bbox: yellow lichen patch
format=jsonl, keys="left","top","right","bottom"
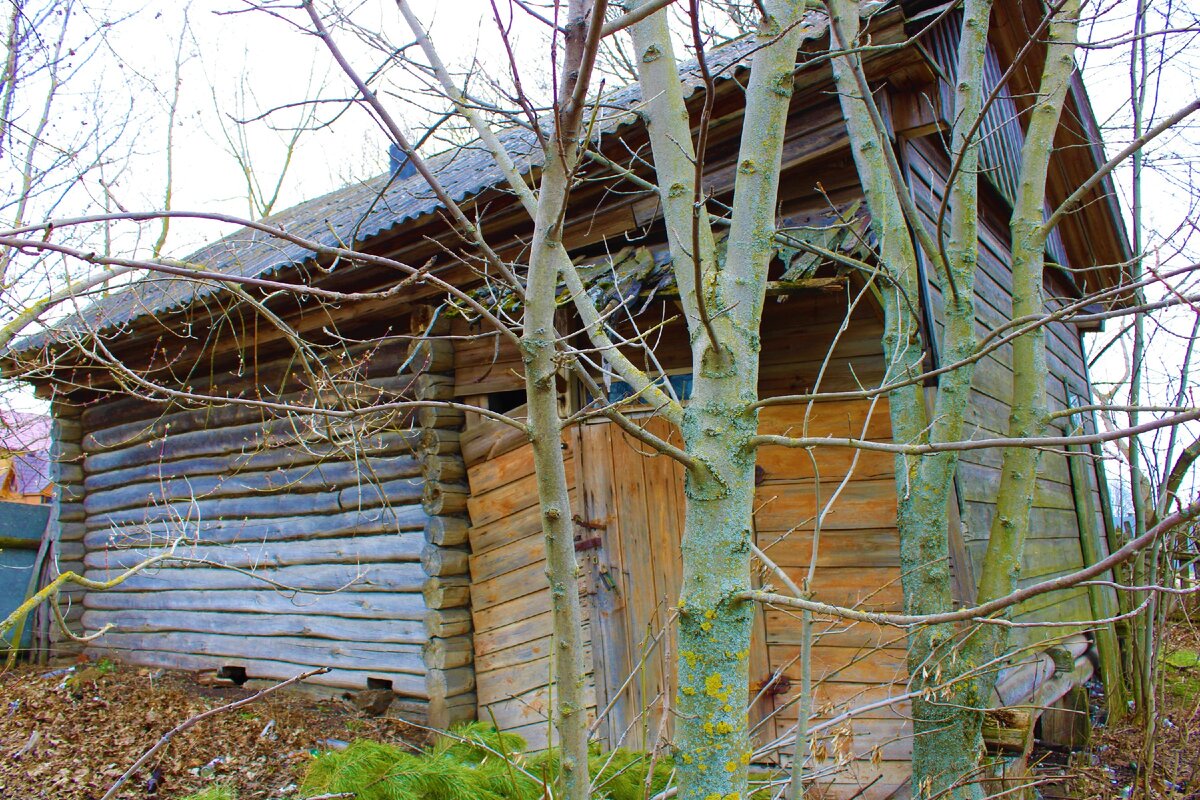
{"left": 682, "top": 686, "right": 697, "bottom": 696}
{"left": 741, "top": 751, "right": 752, "bottom": 765}
{"left": 704, "top": 722, "right": 715, "bottom": 735}
{"left": 705, "top": 608, "right": 717, "bottom": 619}
{"left": 682, "top": 650, "right": 699, "bottom": 669}
{"left": 704, "top": 673, "right": 728, "bottom": 699}
{"left": 716, "top": 721, "right": 733, "bottom": 734}
{"left": 725, "top": 761, "right": 738, "bottom": 773}
{"left": 724, "top": 793, "right": 741, "bottom": 800}
{"left": 700, "top": 622, "right": 713, "bottom": 632}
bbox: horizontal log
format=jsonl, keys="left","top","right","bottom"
{"left": 424, "top": 516, "right": 469, "bottom": 547}
{"left": 428, "top": 692, "right": 477, "bottom": 728}
{"left": 422, "top": 482, "right": 469, "bottom": 516}
{"left": 413, "top": 373, "right": 454, "bottom": 401}
{"left": 86, "top": 492, "right": 345, "bottom": 531}
{"left": 424, "top": 608, "right": 472, "bottom": 638}
{"left": 82, "top": 588, "right": 429, "bottom": 619}
{"left": 85, "top": 416, "right": 421, "bottom": 475}
{"left": 421, "top": 545, "right": 470, "bottom": 577}
{"left": 56, "top": 464, "right": 84, "bottom": 484}
{"left": 79, "top": 343, "right": 414, "bottom": 432}
{"left": 53, "top": 417, "right": 83, "bottom": 438}
{"left": 84, "top": 431, "right": 423, "bottom": 493}
{"left": 337, "top": 477, "right": 424, "bottom": 509}
{"left": 80, "top": 608, "right": 429, "bottom": 644}
{"left": 84, "top": 455, "right": 422, "bottom": 516}
{"left": 423, "top": 576, "right": 470, "bottom": 609}
{"left": 51, "top": 441, "right": 83, "bottom": 461}
{"left": 87, "top": 478, "right": 427, "bottom": 531}
{"left": 406, "top": 339, "right": 454, "bottom": 373}
{"left": 993, "top": 636, "right": 1089, "bottom": 706}
{"left": 84, "top": 534, "right": 425, "bottom": 572}
{"left": 58, "top": 522, "right": 88, "bottom": 542}
{"left": 419, "top": 428, "right": 461, "bottom": 456}
{"left": 420, "top": 455, "right": 465, "bottom": 483}
{"left": 53, "top": 401, "right": 84, "bottom": 419}
{"left": 82, "top": 370, "right": 419, "bottom": 454}
{"left": 59, "top": 502, "right": 84, "bottom": 522}
{"left": 422, "top": 635, "right": 474, "bottom": 670}
{"left": 85, "top": 646, "right": 429, "bottom": 696}
{"left": 87, "top": 630, "right": 426, "bottom": 673}
{"left": 426, "top": 666, "right": 475, "bottom": 700}
{"left": 418, "top": 405, "right": 464, "bottom": 430}
{"left": 57, "top": 541, "right": 85, "bottom": 561}
{"left": 84, "top": 505, "right": 428, "bottom": 550}
{"left": 82, "top": 562, "right": 428, "bottom": 593}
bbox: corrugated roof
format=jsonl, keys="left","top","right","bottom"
{"left": 13, "top": 20, "right": 835, "bottom": 355}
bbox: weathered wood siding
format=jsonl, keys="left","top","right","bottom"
{"left": 459, "top": 290, "right": 910, "bottom": 797}
{"left": 42, "top": 399, "right": 86, "bottom": 657}
{"left": 902, "top": 136, "right": 1116, "bottom": 648}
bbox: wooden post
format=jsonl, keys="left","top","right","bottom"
{"left": 41, "top": 396, "right": 86, "bottom": 661}
{"left": 1063, "top": 380, "right": 1127, "bottom": 720}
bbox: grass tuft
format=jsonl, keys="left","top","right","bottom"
{"left": 179, "top": 785, "right": 238, "bottom": 800}
{"left": 299, "top": 723, "right": 675, "bottom": 800}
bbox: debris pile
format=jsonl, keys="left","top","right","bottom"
{"left": 0, "top": 660, "right": 422, "bottom": 799}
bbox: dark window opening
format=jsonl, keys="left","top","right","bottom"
{"left": 367, "top": 677, "right": 394, "bottom": 691}
{"left": 487, "top": 389, "right": 527, "bottom": 415}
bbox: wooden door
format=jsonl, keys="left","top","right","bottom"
{"left": 577, "top": 416, "right": 683, "bottom": 749}
{"left": 576, "top": 417, "right": 775, "bottom": 750}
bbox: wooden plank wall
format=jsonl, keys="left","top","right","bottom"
{"left": 457, "top": 284, "right": 910, "bottom": 797}
{"left": 461, "top": 419, "right": 598, "bottom": 749}
{"left": 755, "top": 399, "right": 910, "bottom": 798}
{"left": 73, "top": 339, "right": 471, "bottom": 720}
{"left": 903, "top": 137, "right": 1104, "bottom": 647}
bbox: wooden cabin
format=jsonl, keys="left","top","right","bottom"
{"left": 7, "top": 2, "right": 1130, "bottom": 796}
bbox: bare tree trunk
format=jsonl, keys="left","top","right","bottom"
{"left": 521, "top": 5, "right": 601, "bottom": 798}
{"left": 826, "top": 0, "right": 1002, "bottom": 793}
{"left": 625, "top": 2, "right": 807, "bottom": 797}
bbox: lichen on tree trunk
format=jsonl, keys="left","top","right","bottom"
{"left": 624, "top": 2, "right": 807, "bottom": 797}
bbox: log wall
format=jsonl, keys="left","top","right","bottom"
{"left": 72, "top": 334, "right": 475, "bottom": 721}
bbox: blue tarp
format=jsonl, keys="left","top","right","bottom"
{"left": 0, "top": 501, "right": 52, "bottom": 650}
